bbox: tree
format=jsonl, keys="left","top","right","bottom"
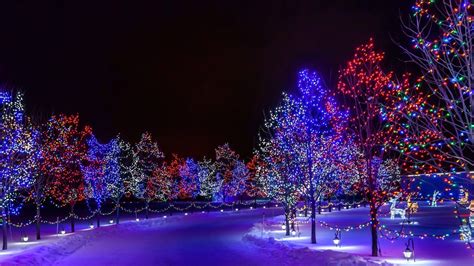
{"left": 0, "top": 91, "right": 37, "bottom": 250}
{"left": 257, "top": 133, "right": 300, "bottom": 236}
{"left": 197, "top": 158, "right": 219, "bottom": 200}
{"left": 244, "top": 155, "right": 266, "bottom": 202}
{"left": 337, "top": 40, "right": 413, "bottom": 256}
{"left": 135, "top": 132, "right": 164, "bottom": 219}
{"left": 29, "top": 118, "right": 46, "bottom": 240}
{"left": 150, "top": 161, "right": 173, "bottom": 202}
{"left": 82, "top": 134, "right": 121, "bottom": 227}
{"left": 215, "top": 143, "right": 239, "bottom": 202}
{"left": 261, "top": 69, "right": 346, "bottom": 243}
{"left": 104, "top": 137, "right": 123, "bottom": 224}
{"left": 179, "top": 158, "right": 200, "bottom": 200}
{"left": 42, "top": 114, "right": 91, "bottom": 233}
{"left": 401, "top": 0, "right": 473, "bottom": 171}
{"left": 118, "top": 138, "right": 139, "bottom": 199}
{"left": 82, "top": 134, "right": 107, "bottom": 227}
{"left": 232, "top": 160, "right": 249, "bottom": 202}
{"left": 164, "top": 154, "right": 184, "bottom": 202}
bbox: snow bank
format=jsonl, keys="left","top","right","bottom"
{"left": 2, "top": 232, "right": 89, "bottom": 266}
{"left": 243, "top": 233, "right": 392, "bottom": 266}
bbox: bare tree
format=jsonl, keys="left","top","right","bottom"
{"left": 400, "top": 0, "right": 473, "bottom": 172}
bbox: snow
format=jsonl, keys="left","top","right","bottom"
{"left": 0, "top": 207, "right": 288, "bottom": 266}
{"left": 0, "top": 202, "right": 471, "bottom": 266}
{"left": 250, "top": 201, "right": 473, "bottom": 266}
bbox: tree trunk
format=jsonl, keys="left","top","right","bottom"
{"left": 285, "top": 208, "right": 290, "bottom": 236}
{"left": 116, "top": 203, "right": 120, "bottom": 224}
{"left": 304, "top": 200, "right": 308, "bottom": 217}
{"left": 369, "top": 200, "right": 379, "bottom": 256}
{"left": 70, "top": 204, "right": 75, "bottom": 232}
{"left": 96, "top": 212, "right": 100, "bottom": 228}
{"left": 145, "top": 201, "right": 149, "bottom": 220}
{"left": 290, "top": 209, "right": 295, "bottom": 231}
{"left": 2, "top": 211, "right": 7, "bottom": 250}
{"left": 311, "top": 198, "right": 316, "bottom": 244}
{"left": 36, "top": 204, "right": 41, "bottom": 240}
{"left": 328, "top": 198, "right": 332, "bottom": 212}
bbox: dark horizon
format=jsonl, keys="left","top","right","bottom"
{"left": 0, "top": 0, "right": 411, "bottom": 159}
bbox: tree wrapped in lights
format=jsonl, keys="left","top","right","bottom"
{"left": 28, "top": 118, "right": 45, "bottom": 240}
{"left": 135, "top": 132, "right": 164, "bottom": 219}
{"left": 104, "top": 137, "right": 123, "bottom": 224}
{"left": 257, "top": 133, "right": 299, "bottom": 236}
{"left": 179, "top": 158, "right": 200, "bottom": 200}
{"left": 82, "top": 134, "right": 121, "bottom": 227}
{"left": 118, "top": 138, "right": 139, "bottom": 199}
{"left": 42, "top": 114, "right": 91, "bottom": 232}
{"left": 82, "top": 134, "right": 106, "bottom": 227}
{"left": 401, "top": 0, "right": 473, "bottom": 171}
{"left": 164, "top": 154, "right": 185, "bottom": 201}
{"left": 231, "top": 160, "right": 249, "bottom": 202}
{"left": 197, "top": 158, "right": 220, "bottom": 200}
{"left": 0, "top": 91, "right": 37, "bottom": 250}
{"left": 215, "top": 143, "right": 239, "bottom": 202}
{"left": 337, "top": 40, "right": 422, "bottom": 256}
{"left": 261, "top": 69, "right": 348, "bottom": 243}
{"left": 150, "top": 161, "right": 173, "bottom": 203}
{"left": 244, "top": 155, "right": 267, "bottom": 202}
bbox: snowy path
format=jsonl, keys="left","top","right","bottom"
{"left": 54, "top": 209, "right": 284, "bottom": 266}
{"left": 2, "top": 207, "right": 315, "bottom": 266}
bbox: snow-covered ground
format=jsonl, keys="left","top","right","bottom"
{"left": 251, "top": 201, "right": 473, "bottom": 266}
{"left": 0, "top": 202, "right": 471, "bottom": 266}
{"left": 0, "top": 207, "right": 307, "bottom": 266}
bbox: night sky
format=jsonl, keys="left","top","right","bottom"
{"left": 0, "top": 0, "right": 412, "bottom": 159}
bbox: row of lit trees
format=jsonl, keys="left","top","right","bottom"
{"left": 255, "top": 41, "right": 449, "bottom": 256}
{"left": 0, "top": 97, "right": 266, "bottom": 250}
{"left": 255, "top": 0, "right": 472, "bottom": 257}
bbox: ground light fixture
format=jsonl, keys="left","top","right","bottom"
{"left": 60, "top": 229, "right": 66, "bottom": 235}
{"left": 403, "top": 238, "right": 415, "bottom": 262}
{"left": 281, "top": 223, "right": 286, "bottom": 230}
{"left": 109, "top": 219, "right": 114, "bottom": 224}
{"left": 291, "top": 229, "right": 297, "bottom": 236}
{"left": 21, "top": 235, "right": 29, "bottom": 242}
{"left": 89, "top": 223, "right": 94, "bottom": 229}
{"left": 135, "top": 218, "right": 140, "bottom": 222}
{"left": 333, "top": 230, "right": 341, "bottom": 247}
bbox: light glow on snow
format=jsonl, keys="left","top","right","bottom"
{"left": 312, "top": 245, "right": 364, "bottom": 252}
{"left": 276, "top": 236, "right": 310, "bottom": 241}
{"left": 384, "top": 259, "right": 441, "bottom": 265}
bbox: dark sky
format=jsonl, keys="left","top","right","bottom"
{"left": 0, "top": 0, "right": 411, "bottom": 159}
